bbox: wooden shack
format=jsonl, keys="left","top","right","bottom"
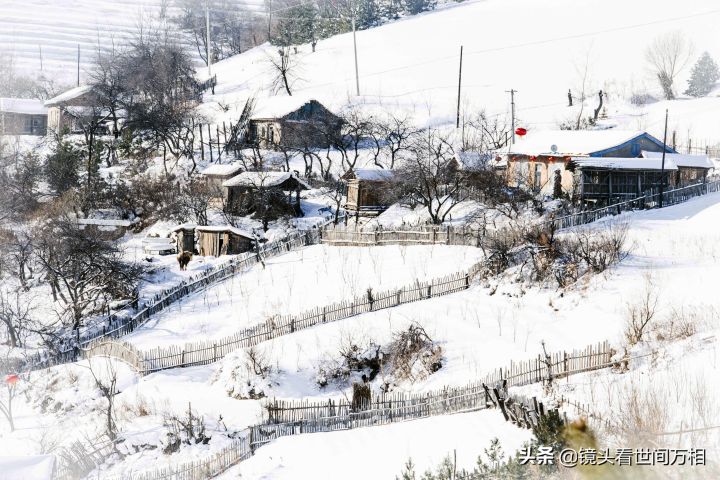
{"left": 171, "top": 224, "right": 198, "bottom": 253}
{"left": 222, "top": 171, "right": 310, "bottom": 216}
{"left": 0, "top": 98, "right": 48, "bottom": 135}
{"left": 246, "top": 97, "right": 341, "bottom": 149}
{"left": 507, "top": 130, "right": 675, "bottom": 196}
{"left": 342, "top": 168, "right": 396, "bottom": 216}
{"left": 640, "top": 151, "right": 714, "bottom": 187}
{"left": 196, "top": 226, "right": 255, "bottom": 257}
{"left": 200, "top": 163, "right": 244, "bottom": 192}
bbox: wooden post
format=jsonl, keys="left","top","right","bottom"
{"left": 207, "top": 124, "right": 214, "bottom": 162}
{"left": 199, "top": 124, "right": 205, "bottom": 163}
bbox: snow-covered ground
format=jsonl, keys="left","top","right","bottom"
{"left": 3, "top": 191, "right": 719, "bottom": 479}
{"left": 219, "top": 410, "right": 533, "bottom": 480}
{"left": 124, "top": 244, "right": 484, "bottom": 349}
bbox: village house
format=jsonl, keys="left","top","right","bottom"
{"left": 0, "top": 98, "right": 48, "bottom": 135}
{"left": 196, "top": 225, "right": 255, "bottom": 257}
{"left": 342, "top": 168, "right": 396, "bottom": 216}
{"left": 44, "top": 85, "right": 103, "bottom": 135}
{"left": 246, "top": 97, "right": 341, "bottom": 149}
{"left": 506, "top": 130, "right": 675, "bottom": 197}
{"left": 222, "top": 170, "right": 310, "bottom": 216}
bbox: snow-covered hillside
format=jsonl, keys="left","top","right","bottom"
{"left": 0, "top": 0, "right": 261, "bottom": 83}
{"left": 205, "top": 0, "right": 720, "bottom": 143}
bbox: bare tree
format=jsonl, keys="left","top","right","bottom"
{"left": 646, "top": 31, "right": 694, "bottom": 100}
{"left": 0, "top": 373, "right": 18, "bottom": 432}
{"left": 395, "top": 129, "right": 469, "bottom": 224}
{"left": 0, "top": 289, "right": 35, "bottom": 348}
{"left": 268, "top": 46, "right": 300, "bottom": 96}
{"left": 34, "top": 214, "right": 144, "bottom": 335}
{"left": 88, "top": 359, "right": 119, "bottom": 443}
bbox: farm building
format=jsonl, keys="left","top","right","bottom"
{"left": 200, "top": 163, "right": 244, "bottom": 192}
{"left": 196, "top": 225, "right": 255, "bottom": 257}
{"left": 507, "top": 130, "right": 675, "bottom": 197}
{"left": 342, "top": 168, "right": 396, "bottom": 216}
{"left": 0, "top": 98, "right": 48, "bottom": 135}
{"left": 171, "top": 224, "right": 198, "bottom": 254}
{"left": 640, "top": 151, "right": 713, "bottom": 187}
{"left": 222, "top": 171, "right": 310, "bottom": 216}
{"left": 246, "top": 97, "right": 341, "bottom": 149}
{"left": 44, "top": 85, "right": 105, "bottom": 135}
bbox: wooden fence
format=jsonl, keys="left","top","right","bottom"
{"left": 2, "top": 230, "right": 321, "bottom": 376}
{"left": 139, "top": 262, "right": 484, "bottom": 373}
{"left": 76, "top": 342, "right": 614, "bottom": 480}
{"left": 263, "top": 341, "right": 612, "bottom": 425}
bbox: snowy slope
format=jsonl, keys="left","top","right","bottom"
{"left": 0, "top": 0, "right": 262, "bottom": 83}
{"left": 205, "top": 0, "right": 720, "bottom": 144}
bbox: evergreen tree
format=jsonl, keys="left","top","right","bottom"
{"left": 685, "top": 51, "right": 720, "bottom": 97}
{"left": 45, "top": 140, "right": 81, "bottom": 195}
{"left": 405, "top": 0, "right": 437, "bottom": 16}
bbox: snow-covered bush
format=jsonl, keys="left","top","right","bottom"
{"left": 212, "top": 346, "right": 277, "bottom": 399}
{"left": 316, "top": 324, "right": 443, "bottom": 391}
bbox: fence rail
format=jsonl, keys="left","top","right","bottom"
{"left": 139, "top": 261, "right": 484, "bottom": 373}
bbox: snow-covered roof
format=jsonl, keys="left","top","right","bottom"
{"left": 571, "top": 157, "right": 678, "bottom": 171}
{"left": 251, "top": 96, "right": 325, "bottom": 120}
{"left": 200, "top": 163, "right": 244, "bottom": 176}
{"left": 171, "top": 223, "right": 198, "bottom": 232}
{"left": 223, "top": 171, "right": 311, "bottom": 190}
{"left": 76, "top": 218, "right": 135, "bottom": 227}
{"left": 509, "top": 130, "right": 649, "bottom": 156}
{"left": 641, "top": 151, "right": 713, "bottom": 169}
{"left": 196, "top": 225, "right": 256, "bottom": 239}
{"left": 0, "top": 98, "right": 47, "bottom": 115}
{"left": 454, "top": 151, "right": 495, "bottom": 170}
{"left": 44, "top": 85, "right": 94, "bottom": 107}
{"left": 347, "top": 168, "right": 396, "bottom": 181}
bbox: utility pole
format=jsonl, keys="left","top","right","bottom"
{"left": 506, "top": 89, "right": 517, "bottom": 144}
{"left": 206, "top": 2, "right": 212, "bottom": 77}
{"left": 351, "top": 7, "right": 360, "bottom": 96}
{"left": 659, "top": 109, "right": 669, "bottom": 208}
{"left": 77, "top": 44, "right": 80, "bottom": 87}
{"left": 456, "top": 45, "right": 463, "bottom": 129}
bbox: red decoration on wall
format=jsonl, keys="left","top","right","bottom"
{"left": 515, "top": 127, "right": 527, "bottom": 136}
{"left": 5, "top": 374, "right": 18, "bottom": 386}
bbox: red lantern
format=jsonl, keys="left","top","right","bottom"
{"left": 515, "top": 127, "right": 527, "bottom": 137}
{"left": 5, "top": 374, "right": 18, "bottom": 386}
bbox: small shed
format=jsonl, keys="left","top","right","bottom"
{"left": 171, "top": 224, "right": 198, "bottom": 253}
{"left": 200, "top": 163, "right": 244, "bottom": 192}
{"left": 222, "top": 171, "right": 310, "bottom": 216}
{"left": 247, "top": 97, "right": 341, "bottom": 149}
{"left": 569, "top": 157, "right": 677, "bottom": 203}
{"left": 342, "top": 168, "right": 396, "bottom": 216}
{"left": 196, "top": 225, "right": 255, "bottom": 257}
{"left": 641, "top": 151, "right": 713, "bottom": 187}
{"left": 0, "top": 98, "right": 48, "bottom": 135}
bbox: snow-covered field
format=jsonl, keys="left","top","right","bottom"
{"left": 124, "top": 244, "right": 484, "bottom": 349}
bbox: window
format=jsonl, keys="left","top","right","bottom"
{"left": 534, "top": 164, "right": 542, "bottom": 190}
{"left": 268, "top": 124, "right": 275, "bottom": 143}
